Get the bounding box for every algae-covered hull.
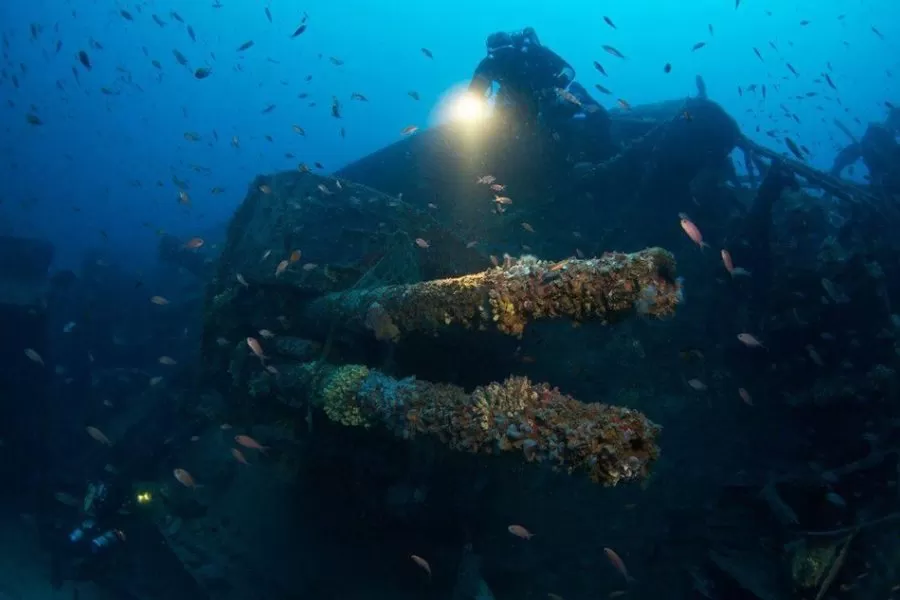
[201,169,490,381]
[200,156,681,489]
[175,91,723,599]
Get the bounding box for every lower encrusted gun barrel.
[271,362,660,486]
[300,247,681,340]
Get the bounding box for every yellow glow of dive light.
[430,83,495,131]
[136,491,152,504]
[449,92,489,123]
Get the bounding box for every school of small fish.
[3,4,896,597]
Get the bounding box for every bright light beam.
[431,83,493,128]
[449,92,489,124]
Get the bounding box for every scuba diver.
[467,27,611,159]
[52,475,130,588]
[468,28,602,123]
[830,106,900,195]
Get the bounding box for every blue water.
[2,0,896,271]
[2,2,900,598]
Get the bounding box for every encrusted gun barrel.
[272,362,660,486]
[302,247,681,340]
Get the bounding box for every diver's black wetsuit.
[468,28,610,161]
[832,125,898,177]
[52,477,128,588]
[468,28,577,125]
[831,108,900,195]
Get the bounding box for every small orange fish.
[235,434,268,453]
[720,249,734,274]
[604,547,636,583]
[231,448,250,465]
[507,524,534,539]
[289,250,302,263]
[86,426,112,445]
[246,337,266,359]
[678,213,709,249]
[415,238,430,249]
[410,554,431,577]
[173,468,198,488]
[737,333,765,348]
[183,237,204,249]
[150,295,170,305]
